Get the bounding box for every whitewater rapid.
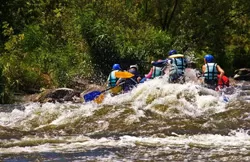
[0,76,250,161]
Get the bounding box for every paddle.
[84,84,121,102]
[84,72,134,102]
[115,71,134,78]
[217,86,229,102]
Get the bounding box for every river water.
[0,77,250,161]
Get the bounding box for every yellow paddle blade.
[94,93,105,104]
[115,71,134,78]
[110,85,122,95]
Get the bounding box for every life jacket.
[108,70,119,87]
[168,62,184,83]
[204,63,218,81]
[217,74,229,88]
[151,66,162,78]
[169,54,186,72]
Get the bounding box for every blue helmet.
[168,49,177,56]
[204,54,214,63]
[112,64,121,70]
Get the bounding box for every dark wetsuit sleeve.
[152,60,167,67]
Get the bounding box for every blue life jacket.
[151,67,162,78]
[172,58,186,72]
[169,54,186,72]
[204,63,218,81]
[108,70,118,87]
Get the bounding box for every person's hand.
[137,77,142,83]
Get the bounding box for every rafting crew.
[84,52,232,103]
[107,53,230,94]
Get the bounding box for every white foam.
[101,78,228,118]
[1,129,249,154]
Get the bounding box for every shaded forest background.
[0,0,250,103]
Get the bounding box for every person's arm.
[116,78,124,85]
[137,76,142,83]
[217,65,225,82]
[202,65,206,74]
[134,71,142,83]
[152,60,167,67]
[145,68,153,78]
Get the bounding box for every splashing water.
[0,77,250,161]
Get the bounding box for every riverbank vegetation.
[0,0,250,103]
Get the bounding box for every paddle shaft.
[102,82,125,93]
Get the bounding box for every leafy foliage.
[0,0,250,103]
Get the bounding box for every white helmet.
[130,64,138,70]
